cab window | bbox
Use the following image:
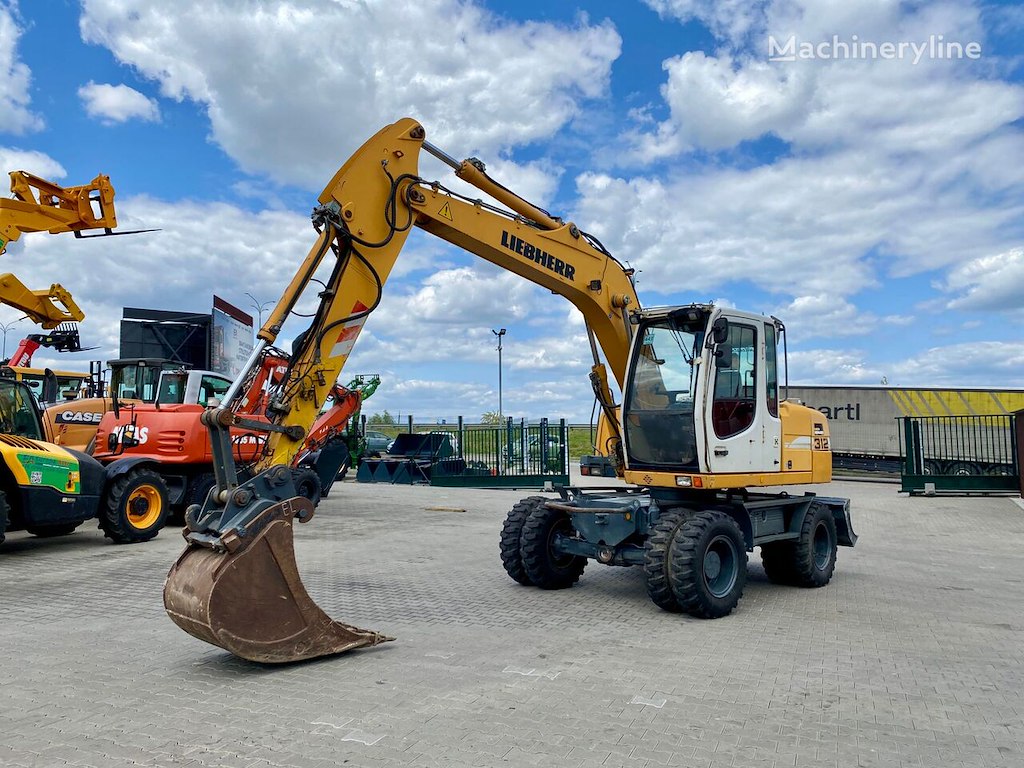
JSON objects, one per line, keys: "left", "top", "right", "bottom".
{"left": 764, "top": 323, "right": 779, "bottom": 418}
{"left": 0, "top": 381, "right": 42, "bottom": 440}
{"left": 712, "top": 323, "right": 757, "bottom": 438}
{"left": 157, "top": 373, "right": 189, "bottom": 405}
{"left": 198, "top": 375, "right": 231, "bottom": 406}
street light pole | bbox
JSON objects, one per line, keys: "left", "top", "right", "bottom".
{"left": 492, "top": 328, "right": 506, "bottom": 419}
{"left": 0, "top": 318, "right": 26, "bottom": 360}
{"left": 244, "top": 292, "right": 273, "bottom": 331}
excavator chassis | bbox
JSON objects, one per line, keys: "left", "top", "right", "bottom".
{"left": 163, "top": 468, "right": 392, "bottom": 663}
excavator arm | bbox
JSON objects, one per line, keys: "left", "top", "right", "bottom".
{"left": 163, "top": 118, "right": 641, "bottom": 663}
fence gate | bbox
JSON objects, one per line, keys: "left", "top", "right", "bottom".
{"left": 430, "top": 418, "right": 570, "bottom": 488}
{"left": 898, "top": 414, "right": 1019, "bottom": 493}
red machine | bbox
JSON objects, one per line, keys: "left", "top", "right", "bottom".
{"left": 91, "top": 349, "right": 364, "bottom": 515}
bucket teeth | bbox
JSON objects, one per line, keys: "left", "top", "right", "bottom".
{"left": 163, "top": 498, "right": 392, "bottom": 664}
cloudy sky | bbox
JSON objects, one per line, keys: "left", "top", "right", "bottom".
{"left": 1, "top": 0, "right": 1022, "bottom": 424}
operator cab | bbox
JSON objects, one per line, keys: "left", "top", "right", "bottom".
{"left": 108, "top": 358, "right": 185, "bottom": 402}
{"left": 0, "top": 378, "right": 44, "bottom": 440}
{"left": 622, "top": 304, "right": 784, "bottom": 476}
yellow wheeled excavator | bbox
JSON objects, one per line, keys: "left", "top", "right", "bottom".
{"left": 163, "top": 118, "right": 857, "bottom": 663}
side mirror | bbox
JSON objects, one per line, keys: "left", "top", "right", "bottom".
{"left": 711, "top": 317, "right": 729, "bottom": 344}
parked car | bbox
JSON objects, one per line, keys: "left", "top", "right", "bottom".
{"left": 364, "top": 430, "right": 392, "bottom": 455}
{"left": 502, "top": 434, "right": 562, "bottom": 470}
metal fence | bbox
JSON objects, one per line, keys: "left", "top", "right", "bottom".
{"left": 898, "top": 415, "right": 1019, "bottom": 493}
{"left": 356, "top": 417, "right": 570, "bottom": 488}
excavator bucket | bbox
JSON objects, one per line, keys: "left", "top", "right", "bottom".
{"left": 163, "top": 496, "right": 392, "bottom": 663}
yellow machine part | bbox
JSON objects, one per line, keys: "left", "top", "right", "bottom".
{"left": 0, "top": 276, "right": 85, "bottom": 328}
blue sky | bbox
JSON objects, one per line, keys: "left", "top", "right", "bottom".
{"left": 1, "top": 0, "right": 1022, "bottom": 424}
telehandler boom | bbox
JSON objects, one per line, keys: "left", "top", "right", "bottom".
{"left": 163, "top": 118, "right": 856, "bottom": 663}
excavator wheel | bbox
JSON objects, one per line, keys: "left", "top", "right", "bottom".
{"left": 164, "top": 495, "right": 393, "bottom": 664}
{"left": 789, "top": 502, "right": 838, "bottom": 588}
{"left": 520, "top": 504, "right": 586, "bottom": 589}
{"left": 99, "top": 468, "right": 170, "bottom": 543}
{"left": 669, "top": 510, "right": 746, "bottom": 619}
{"left": 643, "top": 510, "right": 685, "bottom": 612}
{"left": 499, "top": 496, "right": 547, "bottom": 586}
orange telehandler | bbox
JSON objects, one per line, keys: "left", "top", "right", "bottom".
{"left": 162, "top": 118, "right": 857, "bottom": 663}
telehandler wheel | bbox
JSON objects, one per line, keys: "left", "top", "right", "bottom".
{"left": 500, "top": 496, "right": 546, "bottom": 585}
{"left": 669, "top": 510, "right": 746, "bottom": 618}
{"left": 292, "top": 467, "right": 322, "bottom": 507}
{"left": 100, "top": 468, "right": 170, "bottom": 543}
{"left": 790, "top": 502, "right": 837, "bottom": 588}
{"left": 644, "top": 510, "right": 685, "bottom": 612}
{"left": 520, "top": 505, "right": 586, "bottom": 589}
{"left": 26, "top": 523, "right": 79, "bottom": 538}
{"left": 168, "top": 473, "right": 217, "bottom": 527}
{"left": 186, "top": 473, "right": 217, "bottom": 509}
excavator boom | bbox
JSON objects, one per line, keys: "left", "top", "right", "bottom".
{"left": 164, "top": 118, "right": 640, "bottom": 663}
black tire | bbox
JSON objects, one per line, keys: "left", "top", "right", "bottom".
{"left": 669, "top": 510, "right": 747, "bottom": 618}
{"left": 643, "top": 510, "right": 685, "bottom": 612}
{"left": 790, "top": 502, "right": 837, "bottom": 588}
{"left": 0, "top": 489, "right": 9, "bottom": 545}
{"left": 499, "top": 496, "right": 546, "bottom": 586}
{"left": 186, "top": 472, "right": 217, "bottom": 509}
{"left": 26, "top": 523, "right": 80, "bottom": 538}
{"left": 170, "top": 472, "right": 217, "bottom": 526}
{"left": 292, "top": 467, "right": 322, "bottom": 507}
{"left": 99, "top": 468, "right": 170, "bottom": 543}
{"left": 520, "top": 504, "right": 586, "bottom": 589}
{"left": 760, "top": 541, "right": 798, "bottom": 585}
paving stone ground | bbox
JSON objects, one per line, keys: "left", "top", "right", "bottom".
{"left": 1, "top": 472, "right": 1022, "bottom": 768}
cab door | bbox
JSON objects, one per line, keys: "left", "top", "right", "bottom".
{"left": 703, "top": 316, "right": 781, "bottom": 474}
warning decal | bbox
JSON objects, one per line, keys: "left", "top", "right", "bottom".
{"left": 438, "top": 201, "right": 454, "bottom": 221}
{"left": 328, "top": 301, "right": 370, "bottom": 359}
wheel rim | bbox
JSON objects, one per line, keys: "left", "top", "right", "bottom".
{"left": 127, "top": 485, "right": 162, "bottom": 529}
{"left": 812, "top": 521, "right": 832, "bottom": 570}
{"left": 547, "top": 517, "right": 576, "bottom": 569}
{"left": 703, "top": 534, "right": 738, "bottom": 598}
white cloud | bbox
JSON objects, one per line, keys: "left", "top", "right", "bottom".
{"left": 580, "top": 0, "right": 1024, "bottom": 334}
{"left": 787, "top": 348, "right": 885, "bottom": 385}
{"left": 0, "top": 146, "right": 64, "bottom": 180}
{"left": 78, "top": 81, "right": 160, "bottom": 124}
{"left": 940, "top": 247, "right": 1024, "bottom": 314}
{"left": 644, "top": 0, "right": 768, "bottom": 46}
{"left": 0, "top": 2, "right": 42, "bottom": 134}
{"left": 79, "top": 0, "right": 621, "bottom": 189}
{"left": 890, "top": 341, "right": 1024, "bottom": 387}
{"left": 788, "top": 340, "right": 1024, "bottom": 389}
{"left": 630, "top": 52, "right": 812, "bottom": 158}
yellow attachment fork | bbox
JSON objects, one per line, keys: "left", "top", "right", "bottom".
{"left": 0, "top": 275, "right": 85, "bottom": 328}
